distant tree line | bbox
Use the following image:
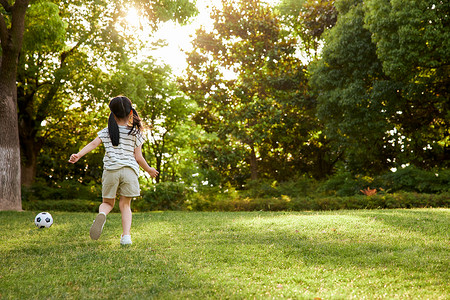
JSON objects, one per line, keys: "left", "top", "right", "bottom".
{"left": 0, "top": 0, "right": 448, "bottom": 210}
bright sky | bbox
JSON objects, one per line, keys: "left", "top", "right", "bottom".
{"left": 125, "top": 0, "right": 280, "bottom": 75}
{"left": 148, "top": 1, "right": 215, "bottom": 75}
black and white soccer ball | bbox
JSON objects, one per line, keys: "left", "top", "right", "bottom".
{"left": 35, "top": 212, "right": 53, "bottom": 228}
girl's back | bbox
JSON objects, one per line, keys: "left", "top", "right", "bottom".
{"left": 98, "top": 125, "right": 144, "bottom": 176}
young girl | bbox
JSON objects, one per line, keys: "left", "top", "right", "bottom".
{"left": 68, "top": 96, "right": 159, "bottom": 245}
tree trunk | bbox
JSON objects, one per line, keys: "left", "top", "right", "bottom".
{"left": 0, "top": 0, "right": 31, "bottom": 210}
{"left": 19, "top": 135, "right": 40, "bottom": 186}
{"left": 0, "top": 82, "right": 22, "bottom": 210}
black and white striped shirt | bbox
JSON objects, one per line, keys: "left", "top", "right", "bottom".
{"left": 97, "top": 126, "right": 145, "bottom": 176}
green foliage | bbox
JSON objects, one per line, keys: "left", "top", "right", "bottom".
{"left": 21, "top": 189, "right": 450, "bottom": 212}
{"left": 363, "top": 0, "right": 450, "bottom": 168}
{"left": 318, "top": 171, "right": 374, "bottom": 197}
{"left": 22, "top": 179, "right": 101, "bottom": 201}
{"left": 185, "top": 178, "right": 319, "bottom": 212}
{"left": 309, "top": 0, "right": 391, "bottom": 175}
{"left": 23, "top": 1, "right": 66, "bottom": 52}
{"left": 190, "top": 192, "right": 449, "bottom": 212}
{"left": 309, "top": 0, "right": 449, "bottom": 175}
{"left": 277, "top": 0, "right": 306, "bottom": 15}
{"left": 16, "top": 0, "right": 449, "bottom": 195}
{"left": 242, "top": 177, "right": 317, "bottom": 198}
{"left": 192, "top": 135, "right": 251, "bottom": 187}
{"left": 279, "top": 0, "right": 338, "bottom": 58}
{"left": 18, "top": 0, "right": 198, "bottom": 187}
{"left": 22, "top": 199, "right": 101, "bottom": 212}
{"left": 183, "top": 186, "right": 230, "bottom": 211}
{"left": 364, "top": 0, "right": 449, "bottom": 81}
{"left": 135, "top": 0, "right": 198, "bottom": 26}
{"left": 381, "top": 166, "right": 450, "bottom": 194}
{"left": 137, "top": 182, "right": 188, "bottom": 211}
{"left": 315, "top": 166, "right": 450, "bottom": 196}
{"left": 182, "top": 0, "right": 334, "bottom": 184}
{"left": 23, "top": 165, "right": 450, "bottom": 212}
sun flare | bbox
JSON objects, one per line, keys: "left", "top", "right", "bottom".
{"left": 125, "top": 7, "right": 141, "bottom": 29}
{"left": 121, "top": 0, "right": 282, "bottom": 74}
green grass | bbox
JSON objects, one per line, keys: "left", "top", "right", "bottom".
{"left": 1, "top": 209, "right": 449, "bottom": 299}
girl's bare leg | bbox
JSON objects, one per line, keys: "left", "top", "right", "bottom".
{"left": 100, "top": 198, "right": 115, "bottom": 214}
{"left": 119, "top": 196, "right": 132, "bottom": 235}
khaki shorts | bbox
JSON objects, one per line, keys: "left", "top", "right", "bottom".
{"left": 102, "top": 167, "right": 140, "bottom": 198}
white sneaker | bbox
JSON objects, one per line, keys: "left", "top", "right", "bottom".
{"left": 90, "top": 212, "right": 106, "bottom": 240}
{"left": 120, "top": 234, "right": 132, "bottom": 245}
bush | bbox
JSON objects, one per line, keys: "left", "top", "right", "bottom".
{"left": 279, "top": 178, "right": 317, "bottom": 197}
{"left": 204, "top": 192, "right": 449, "bottom": 212}
{"left": 136, "top": 182, "right": 188, "bottom": 211}
{"left": 381, "top": 166, "right": 450, "bottom": 193}
{"left": 22, "top": 191, "right": 449, "bottom": 212}
{"left": 242, "top": 180, "right": 280, "bottom": 198}
{"left": 316, "top": 167, "right": 450, "bottom": 196}
{"left": 23, "top": 199, "right": 101, "bottom": 212}
{"left": 318, "top": 171, "right": 374, "bottom": 196}
{"left": 242, "top": 177, "right": 317, "bottom": 198}
{"left": 210, "top": 195, "right": 292, "bottom": 212}
{"left": 22, "top": 179, "right": 101, "bottom": 201}
{"left": 22, "top": 167, "right": 450, "bottom": 212}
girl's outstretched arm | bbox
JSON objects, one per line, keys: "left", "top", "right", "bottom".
{"left": 68, "top": 137, "right": 102, "bottom": 164}
{"left": 134, "top": 145, "right": 159, "bottom": 178}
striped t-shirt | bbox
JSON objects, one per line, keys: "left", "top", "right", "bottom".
{"left": 97, "top": 126, "right": 145, "bottom": 176}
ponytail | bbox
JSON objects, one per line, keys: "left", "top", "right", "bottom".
{"left": 128, "top": 107, "right": 142, "bottom": 136}
{"left": 108, "top": 112, "right": 120, "bottom": 146}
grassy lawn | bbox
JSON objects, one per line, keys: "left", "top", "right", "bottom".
{"left": 1, "top": 209, "right": 449, "bottom": 299}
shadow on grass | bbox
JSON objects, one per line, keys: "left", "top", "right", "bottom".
{"left": 137, "top": 210, "right": 449, "bottom": 296}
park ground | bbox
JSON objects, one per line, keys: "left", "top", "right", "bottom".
{"left": 1, "top": 209, "right": 449, "bottom": 299}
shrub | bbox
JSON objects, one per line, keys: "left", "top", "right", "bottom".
{"left": 318, "top": 171, "right": 374, "bottom": 196}
{"left": 136, "top": 182, "right": 188, "bottom": 211}
{"left": 213, "top": 196, "right": 292, "bottom": 212}
{"left": 381, "top": 166, "right": 450, "bottom": 193}
{"left": 186, "top": 192, "right": 449, "bottom": 212}
{"left": 316, "top": 167, "right": 450, "bottom": 196}
{"left": 22, "top": 179, "right": 101, "bottom": 201}
{"left": 23, "top": 199, "right": 101, "bottom": 212}
{"left": 278, "top": 178, "right": 317, "bottom": 197}
{"left": 184, "top": 186, "right": 241, "bottom": 211}
{"left": 242, "top": 177, "right": 317, "bottom": 199}
{"left": 22, "top": 192, "right": 449, "bottom": 212}
{"left": 22, "top": 167, "right": 450, "bottom": 212}
{"left": 242, "top": 180, "right": 281, "bottom": 198}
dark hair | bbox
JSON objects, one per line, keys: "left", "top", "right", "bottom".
{"left": 108, "top": 96, "right": 142, "bottom": 146}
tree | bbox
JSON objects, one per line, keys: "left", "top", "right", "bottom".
{"left": 16, "top": 0, "right": 197, "bottom": 187}
{"left": 309, "top": 0, "right": 393, "bottom": 175}
{"left": 17, "top": 0, "right": 197, "bottom": 187}
{"left": 0, "top": 0, "right": 30, "bottom": 210}
{"left": 310, "top": 0, "right": 450, "bottom": 174}
{"left": 1, "top": 0, "right": 197, "bottom": 210}
{"left": 279, "top": 0, "right": 338, "bottom": 59}
{"left": 17, "top": 1, "right": 67, "bottom": 186}
{"left": 182, "top": 0, "right": 328, "bottom": 185}
{"left": 364, "top": 0, "right": 450, "bottom": 168}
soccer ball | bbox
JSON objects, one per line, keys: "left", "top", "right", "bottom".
{"left": 35, "top": 212, "right": 53, "bottom": 228}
